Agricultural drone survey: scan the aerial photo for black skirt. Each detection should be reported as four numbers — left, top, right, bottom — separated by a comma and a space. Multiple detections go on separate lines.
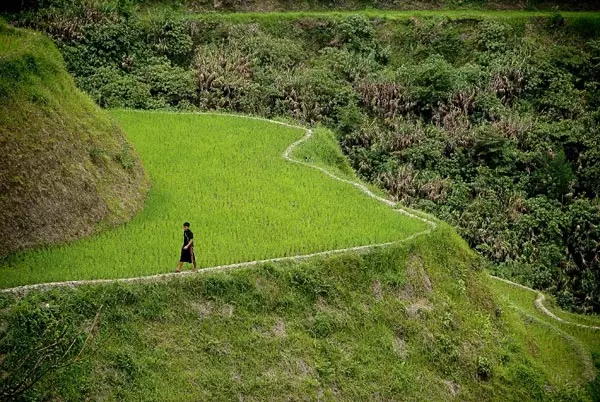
180, 246, 194, 263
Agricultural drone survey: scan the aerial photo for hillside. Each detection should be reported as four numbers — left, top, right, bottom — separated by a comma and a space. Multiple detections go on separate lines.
1, 5, 599, 401
9, 5, 600, 312
0, 23, 149, 257
0, 111, 597, 401
1, 223, 597, 401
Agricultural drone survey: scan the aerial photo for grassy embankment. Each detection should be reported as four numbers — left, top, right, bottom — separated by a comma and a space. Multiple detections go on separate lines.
0, 22, 149, 258
487, 277, 600, 400
1, 222, 597, 401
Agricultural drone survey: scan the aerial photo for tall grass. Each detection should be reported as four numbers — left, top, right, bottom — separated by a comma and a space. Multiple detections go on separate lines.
0, 111, 428, 287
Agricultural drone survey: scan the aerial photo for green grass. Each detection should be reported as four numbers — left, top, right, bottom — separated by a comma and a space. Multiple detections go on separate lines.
0, 111, 429, 288
543, 297, 600, 328
293, 127, 358, 182
487, 276, 600, 397
293, 126, 391, 199
151, 10, 600, 25
487, 277, 600, 351
3, 224, 593, 401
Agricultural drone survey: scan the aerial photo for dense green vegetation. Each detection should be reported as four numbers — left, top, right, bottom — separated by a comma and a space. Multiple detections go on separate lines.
2, 9, 599, 400
5, 0, 598, 13
0, 21, 149, 258
8, 5, 600, 312
0, 111, 429, 288
2, 225, 597, 401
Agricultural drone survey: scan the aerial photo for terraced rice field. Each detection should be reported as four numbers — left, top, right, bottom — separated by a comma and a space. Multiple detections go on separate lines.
0, 111, 428, 288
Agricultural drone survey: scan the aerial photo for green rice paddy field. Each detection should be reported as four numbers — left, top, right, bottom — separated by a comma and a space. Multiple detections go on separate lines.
0, 111, 429, 288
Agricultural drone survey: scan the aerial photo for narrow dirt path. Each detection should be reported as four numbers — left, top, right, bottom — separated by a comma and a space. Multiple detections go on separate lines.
490, 275, 600, 331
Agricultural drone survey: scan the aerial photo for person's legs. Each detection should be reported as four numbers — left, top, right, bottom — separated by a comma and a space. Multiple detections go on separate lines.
175, 261, 184, 273
191, 247, 197, 272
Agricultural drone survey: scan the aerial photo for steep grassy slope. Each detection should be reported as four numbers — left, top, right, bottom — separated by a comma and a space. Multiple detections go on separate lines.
0, 23, 149, 257
0, 225, 595, 401
488, 277, 600, 399
0, 112, 428, 288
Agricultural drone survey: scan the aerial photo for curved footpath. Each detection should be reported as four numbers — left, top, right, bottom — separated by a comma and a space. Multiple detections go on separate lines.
2, 113, 599, 336
490, 275, 600, 331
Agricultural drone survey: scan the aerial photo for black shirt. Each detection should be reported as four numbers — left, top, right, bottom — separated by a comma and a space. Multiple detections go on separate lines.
183, 229, 194, 248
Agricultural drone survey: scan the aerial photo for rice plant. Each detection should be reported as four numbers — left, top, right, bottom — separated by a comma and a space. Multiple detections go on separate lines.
0, 111, 428, 287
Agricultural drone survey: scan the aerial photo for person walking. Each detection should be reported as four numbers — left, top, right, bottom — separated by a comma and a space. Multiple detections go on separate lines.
176, 222, 197, 273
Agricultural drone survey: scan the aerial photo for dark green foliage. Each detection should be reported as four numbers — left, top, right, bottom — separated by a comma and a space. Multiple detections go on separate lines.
146, 20, 193, 66
476, 355, 493, 380
476, 20, 513, 54
0, 297, 90, 400
78, 66, 154, 108
394, 18, 467, 64
136, 57, 196, 106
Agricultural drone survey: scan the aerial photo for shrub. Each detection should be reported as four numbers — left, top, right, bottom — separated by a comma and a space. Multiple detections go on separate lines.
272, 67, 356, 125
193, 42, 256, 111
548, 12, 566, 29
577, 113, 600, 197
358, 79, 416, 120
564, 199, 600, 313
331, 15, 379, 56
403, 17, 467, 64
135, 57, 196, 107
476, 356, 493, 380
475, 20, 513, 55
396, 56, 483, 118
78, 66, 157, 109
529, 149, 576, 200
75, 20, 149, 71
334, 101, 367, 136
146, 19, 194, 66
237, 28, 305, 70
313, 47, 381, 83
0, 300, 92, 400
